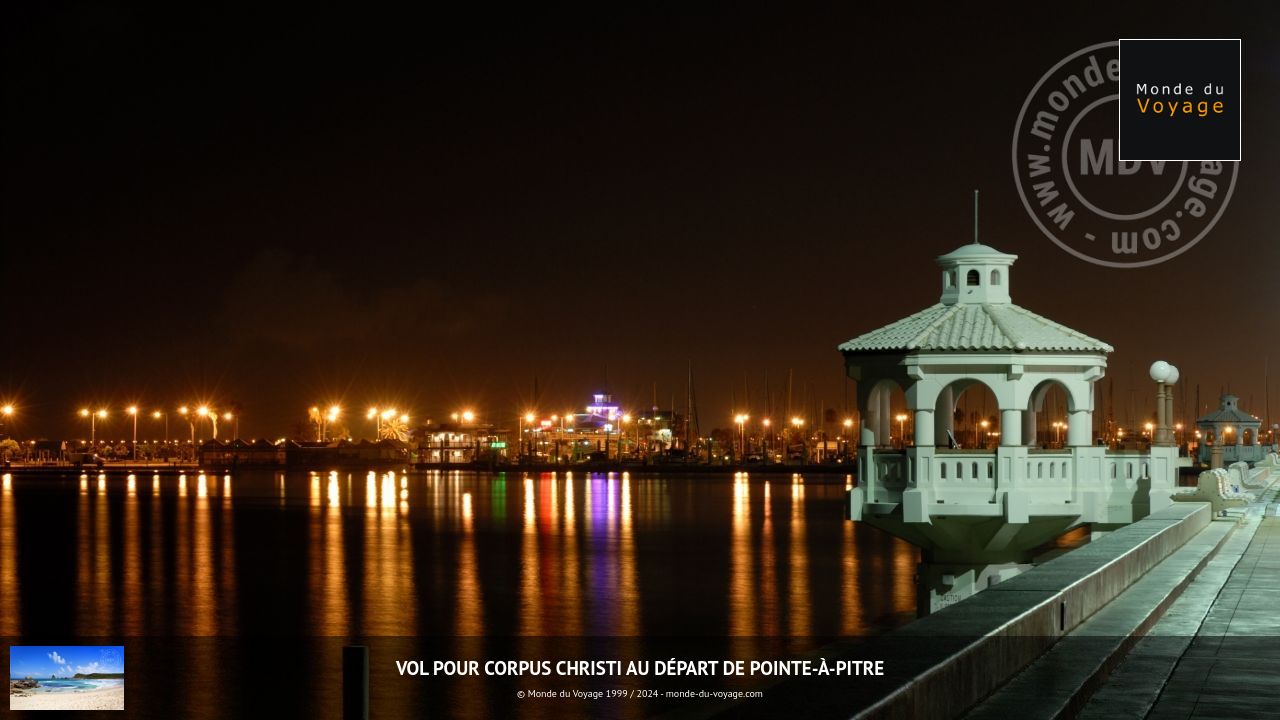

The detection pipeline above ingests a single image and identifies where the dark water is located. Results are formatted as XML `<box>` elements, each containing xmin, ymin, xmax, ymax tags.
<box><xmin>1</xmin><ymin>470</ymin><xmax>917</xmax><ymax>718</ymax></box>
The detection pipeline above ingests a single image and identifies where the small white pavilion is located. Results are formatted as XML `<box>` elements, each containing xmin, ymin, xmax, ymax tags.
<box><xmin>843</xmin><ymin>241</ymin><xmax>1178</xmax><ymax>613</ymax></box>
<box><xmin>1195</xmin><ymin>394</ymin><xmax>1266</xmax><ymax>466</ymax></box>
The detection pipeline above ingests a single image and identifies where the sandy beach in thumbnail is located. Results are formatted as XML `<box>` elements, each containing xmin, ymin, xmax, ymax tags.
<box><xmin>10</xmin><ymin>683</ymin><xmax>125</xmax><ymax>710</ymax></box>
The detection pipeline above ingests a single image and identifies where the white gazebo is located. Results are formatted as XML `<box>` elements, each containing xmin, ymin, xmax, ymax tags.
<box><xmin>1196</xmin><ymin>394</ymin><xmax>1267</xmax><ymax>467</ymax></box>
<box><xmin>843</xmin><ymin>241</ymin><xmax>1178</xmax><ymax>613</ymax></box>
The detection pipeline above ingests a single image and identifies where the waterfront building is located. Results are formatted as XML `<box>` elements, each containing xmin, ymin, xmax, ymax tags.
<box><xmin>198</xmin><ymin>439</ymin><xmax>286</xmax><ymax>465</ymax></box>
<box><xmin>415</xmin><ymin>423</ymin><xmax>506</xmax><ymax>463</ymax></box>
<box><xmin>842</xmin><ymin>241</ymin><xmax>1180</xmax><ymax>613</ymax></box>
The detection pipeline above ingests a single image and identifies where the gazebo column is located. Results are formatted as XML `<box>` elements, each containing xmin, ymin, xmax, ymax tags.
<box><xmin>1000</xmin><ymin>409</ymin><xmax>1022</xmax><ymax>446</ymax></box>
<box><xmin>914</xmin><ymin>409</ymin><xmax>935</xmax><ymax>447</ymax></box>
<box><xmin>1022</xmin><ymin>409</ymin><xmax>1037</xmax><ymax>447</ymax></box>
<box><xmin>879</xmin><ymin>390</ymin><xmax>892</xmax><ymax>447</ymax></box>
<box><xmin>934</xmin><ymin>386</ymin><xmax>953</xmax><ymax>447</ymax></box>
<box><xmin>1067</xmin><ymin>409</ymin><xmax>1092</xmax><ymax>447</ymax></box>
<box><xmin>860</xmin><ymin>387</ymin><xmax>881</xmax><ymax>448</ymax></box>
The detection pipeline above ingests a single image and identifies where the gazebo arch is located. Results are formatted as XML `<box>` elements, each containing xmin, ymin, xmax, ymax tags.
<box><xmin>861</xmin><ymin>377</ymin><xmax>908</xmax><ymax>448</ymax></box>
<box><xmin>931</xmin><ymin>378</ymin><xmax>1002</xmax><ymax>449</ymax></box>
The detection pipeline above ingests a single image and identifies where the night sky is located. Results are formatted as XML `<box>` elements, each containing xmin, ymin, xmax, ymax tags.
<box><xmin>3</xmin><ymin>4</ymin><xmax>1278</xmax><ymax>440</ymax></box>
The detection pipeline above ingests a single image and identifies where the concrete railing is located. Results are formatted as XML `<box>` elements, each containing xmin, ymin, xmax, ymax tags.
<box><xmin>851</xmin><ymin>501</ymin><xmax>1211</xmax><ymax>720</ymax></box>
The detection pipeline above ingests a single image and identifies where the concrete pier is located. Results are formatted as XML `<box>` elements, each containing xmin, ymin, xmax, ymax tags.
<box><xmin>701</xmin><ymin>462</ymin><xmax>1280</xmax><ymax>720</ymax></box>
<box><xmin>1078</xmin><ymin>484</ymin><xmax>1280</xmax><ymax>719</ymax></box>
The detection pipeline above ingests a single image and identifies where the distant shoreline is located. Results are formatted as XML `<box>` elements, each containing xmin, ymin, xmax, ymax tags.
<box><xmin>1</xmin><ymin>461</ymin><xmax>858</xmax><ymax>477</ymax></box>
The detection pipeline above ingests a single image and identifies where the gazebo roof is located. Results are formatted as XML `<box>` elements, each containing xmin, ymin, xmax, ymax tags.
<box><xmin>936</xmin><ymin>243</ymin><xmax>1018</xmax><ymax>263</ymax></box>
<box><xmin>1196</xmin><ymin>407</ymin><xmax>1258</xmax><ymax>424</ymax></box>
<box><xmin>1196</xmin><ymin>395</ymin><xmax>1259</xmax><ymax>425</ymax></box>
<box><xmin>839</xmin><ymin>302</ymin><xmax>1113</xmax><ymax>354</ymax></box>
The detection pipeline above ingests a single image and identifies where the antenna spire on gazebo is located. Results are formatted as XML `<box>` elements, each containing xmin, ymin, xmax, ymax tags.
<box><xmin>973</xmin><ymin>189</ymin><xmax>979</xmax><ymax>245</ymax></box>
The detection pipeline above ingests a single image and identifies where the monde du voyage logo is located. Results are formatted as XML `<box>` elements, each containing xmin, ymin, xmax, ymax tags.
<box><xmin>1012</xmin><ymin>41</ymin><xmax>1238</xmax><ymax>268</ymax></box>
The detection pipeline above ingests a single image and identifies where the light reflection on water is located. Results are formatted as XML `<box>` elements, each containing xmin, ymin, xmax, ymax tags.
<box><xmin>5</xmin><ymin>469</ymin><xmax>919</xmax><ymax>641</ymax></box>
<box><xmin>0</xmin><ymin>473</ymin><xmax>18</xmax><ymax>636</ymax></box>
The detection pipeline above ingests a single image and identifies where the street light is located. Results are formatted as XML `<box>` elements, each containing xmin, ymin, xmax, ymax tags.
<box><xmin>127</xmin><ymin>406</ymin><xmax>138</xmax><ymax>461</ymax></box>
<box><xmin>179</xmin><ymin>406</ymin><xmax>195</xmax><ymax>446</ymax></box>
<box><xmin>734</xmin><ymin>413</ymin><xmax>748</xmax><ymax>460</ymax></box>
<box><xmin>325</xmin><ymin>405</ymin><xmax>341</xmax><ymax>441</ymax></box>
<box><xmin>309</xmin><ymin>406</ymin><xmax>322</xmax><ymax>441</ymax></box>
<box><xmin>152</xmin><ymin>410</ymin><xmax>169</xmax><ymax>443</ymax></box>
<box><xmin>223</xmin><ymin>411</ymin><xmax>236</xmax><ymax>440</ymax></box>
<box><xmin>979</xmin><ymin>419</ymin><xmax>990</xmax><ymax>448</ymax></box>
<box><xmin>895</xmin><ymin>413</ymin><xmax>908</xmax><ymax>448</ymax></box>
<box><xmin>197</xmin><ymin>406</ymin><xmax>218</xmax><ymax>440</ymax></box>
<box><xmin>519</xmin><ymin>412</ymin><xmax>535</xmax><ymax>461</ymax></box>
<box><xmin>619</xmin><ymin>412</ymin><xmax>632</xmax><ymax>461</ymax></box>
<box><xmin>461</xmin><ymin>410</ymin><xmax>475</xmax><ymax>424</ymax></box>
<box><xmin>80</xmin><ymin>408</ymin><xmax>107</xmax><ymax>444</ymax></box>
<box><xmin>367</xmin><ymin>407</ymin><xmax>398</xmax><ymax>439</ymax></box>
<box><xmin>790</xmin><ymin>416</ymin><xmax>806</xmax><ymax>462</ymax></box>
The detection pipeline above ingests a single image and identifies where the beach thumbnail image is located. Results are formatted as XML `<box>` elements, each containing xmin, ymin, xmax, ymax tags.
<box><xmin>9</xmin><ymin>645</ymin><xmax>125</xmax><ymax>711</ymax></box>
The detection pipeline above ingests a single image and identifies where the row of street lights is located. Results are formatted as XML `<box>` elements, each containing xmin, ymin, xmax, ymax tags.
<box><xmin>732</xmin><ymin>414</ymin><xmax>814</xmax><ymax>458</ymax></box>
<box><xmin>77</xmin><ymin>405</ymin><xmax>235</xmax><ymax>454</ymax></box>
<box><xmin>307</xmin><ymin>404</ymin><xmax>436</xmax><ymax>442</ymax></box>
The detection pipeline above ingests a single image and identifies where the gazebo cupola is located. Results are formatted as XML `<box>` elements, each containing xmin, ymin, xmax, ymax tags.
<box><xmin>938</xmin><ymin>243</ymin><xmax>1017</xmax><ymax>305</ymax></box>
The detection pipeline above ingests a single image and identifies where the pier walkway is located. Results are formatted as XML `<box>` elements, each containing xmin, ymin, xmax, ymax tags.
<box><xmin>1078</xmin><ymin>485</ymin><xmax>1280</xmax><ymax>719</ymax></box>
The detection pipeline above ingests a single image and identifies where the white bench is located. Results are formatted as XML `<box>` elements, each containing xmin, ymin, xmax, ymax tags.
<box><xmin>1172</xmin><ymin>468</ymin><xmax>1254</xmax><ymax>515</ymax></box>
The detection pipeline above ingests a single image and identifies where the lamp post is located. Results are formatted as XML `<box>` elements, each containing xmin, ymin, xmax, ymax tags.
<box><xmin>895</xmin><ymin>413</ymin><xmax>908</xmax><ymax>449</ymax></box>
<box><xmin>80</xmin><ymin>408</ymin><xmax>107</xmax><ymax>445</ymax></box>
<box><xmin>790</xmin><ymin>416</ymin><xmax>805</xmax><ymax>463</ymax></box>
<box><xmin>979</xmin><ymin>419</ymin><xmax>990</xmax><ymax>448</ymax></box>
<box><xmin>1148</xmin><ymin>361</ymin><xmax>1180</xmax><ymax>446</ymax></box>
<box><xmin>1</xmin><ymin>405</ymin><xmax>12</xmax><ymax>439</ymax></box>
<box><xmin>620</xmin><ymin>413</ymin><xmax>631</xmax><ymax>462</ymax></box>
<box><xmin>152</xmin><ymin>410</ymin><xmax>169</xmax><ymax>443</ymax></box>
<box><xmin>367</xmin><ymin>407</ymin><xmax>397</xmax><ymax>440</ymax></box>
<box><xmin>552</xmin><ymin>413</ymin><xmax>568</xmax><ymax>464</ymax></box>
<box><xmin>842</xmin><ymin>418</ymin><xmax>853</xmax><ymax>459</ymax></box>
<box><xmin>179</xmin><ymin>406</ymin><xmax>196</xmax><ymax>446</ymax></box>
<box><xmin>197</xmin><ymin>406</ymin><xmax>217</xmax><ymax>440</ymax></box>
<box><xmin>326</xmin><ymin>406</ymin><xmax>341</xmax><ymax>441</ymax></box>
<box><xmin>223</xmin><ymin>412</ymin><xmax>236</xmax><ymax>441</ymax></box>
<box><xmin>762</xmin><ymin>418</ymin><xmax>772</xmax><ymax>462</ymax></box>
<box><xmin>127</xmin><ymin>406</ymin><xmax>138</xmax><ymax>461</ymax></box>
<box><xmin>733</xmin><ymin>414</ymin><xmax>748</xmax><ymax>461</ymax></box>
<box><xmin>521</xmin><ymin>412</ymin><xmax>535</xmax><ymax>462</ymax></box>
